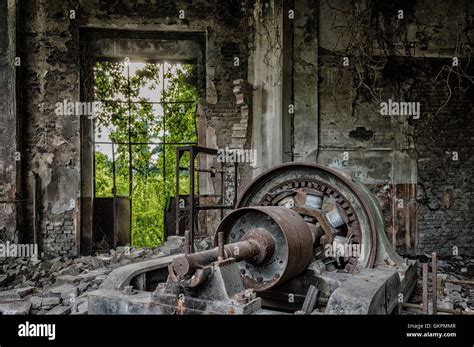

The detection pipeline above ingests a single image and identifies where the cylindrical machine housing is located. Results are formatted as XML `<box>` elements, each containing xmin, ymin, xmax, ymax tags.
<box><xmin>215</xmin><ymin>206</ymin><xmax>314</xmax><ymax>291</ymax></box>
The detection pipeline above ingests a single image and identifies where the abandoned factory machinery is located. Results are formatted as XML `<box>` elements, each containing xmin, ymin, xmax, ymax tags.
<box><xmin>89</xmin><ymin>163</ymin><xmax>417</xmax><ymax>315</ymax></box>
<box><xmin>172</xmin><ymin>206</ymin><xmax>314</xmax><ymax>292</ymax></box>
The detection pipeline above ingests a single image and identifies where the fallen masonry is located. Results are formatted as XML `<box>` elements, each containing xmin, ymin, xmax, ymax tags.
<box><xmin>0</xmin><ymin>301</ymin><xmax>32</xmax><ymax>315</ymax></box>
<box><xmin>408</xmin><ymin>256</ymin><xmax>474</xmax><ymax>312</ymax></box>
<box><xmin>0</xmin><ymin>236</ymin><xmax>471</xmax><ymax>315</ymax></box>
<box><xmin>0</xmin><ymin>236</ymin><xmax>195</xmax><ymax>315</ymax></box>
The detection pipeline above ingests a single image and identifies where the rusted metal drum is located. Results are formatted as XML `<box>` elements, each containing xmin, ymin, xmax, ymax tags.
<box><xmin>215</xmin><ymin>206</ymin><xmax>314</xmax><ymax>291</ymax></box>
<box><xmin>235</xmin><ymin>163</ymin><xmax>384</xmax><ymax>270</ymax></box>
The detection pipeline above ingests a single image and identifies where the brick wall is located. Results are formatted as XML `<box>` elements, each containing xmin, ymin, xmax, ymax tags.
<box><xmin>17</xmin><ymin>0</ymin><xmax>252</xmax><ymax>256</ymax></box>
<box><xmin>6</xmin><ymin>0</ymin><xmax>473</xmax><ymax>258</ymax></box>
<box><xmin>317</xmin><ymin>54</ymin><xmax>474</xmax><ymax>257</ymax></box>
<box><xmin>317</xmin><ymin>0</ymin><xmax>474</xmax><ymax>257</ymax></box>
<box><xmin>0</xmin><ymin>0</ymin><xmax>17</xmax><ymax>243</ymax></box>
<box><xmin>411</xmin><ymin>60</ymin><xmax>474</xmax><ymax>256</ymax></box>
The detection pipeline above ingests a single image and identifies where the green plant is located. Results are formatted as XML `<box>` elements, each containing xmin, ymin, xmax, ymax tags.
<box><xmin>93</xmin><ymin>61</ymin><xmax>198</xmax><ymax>247</ymax></box>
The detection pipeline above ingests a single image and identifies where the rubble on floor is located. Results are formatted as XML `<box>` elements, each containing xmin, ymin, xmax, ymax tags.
<box><xmin>411</xmin><ymin>255</ymin><xmax>473</xmax><ymax>313</ymax></box>
<box><xmin>0</xmin><ymin>235</ymin><xmax>210</xmax><ymax>315</ymax></box>
<box><xmin>436</xmin><ymin>255</ymin><xmax>474</xmax><ymax>312</ymax></box>
<box><xmin>2</xmin><ymin>239</ymin><xmax>470</xmax><ymax>315</ymax></box>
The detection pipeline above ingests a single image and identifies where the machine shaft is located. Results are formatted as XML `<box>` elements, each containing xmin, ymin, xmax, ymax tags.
<box><xmin>172</xmin><ymin>228</ymin><xmax>275</xmax><ymax>277</ymax></box>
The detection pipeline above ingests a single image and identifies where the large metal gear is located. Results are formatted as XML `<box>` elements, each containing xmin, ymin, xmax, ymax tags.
<box><xmin>235</xmin><ymin>163</ymin><xmax>386</xmax><ymax>272</ymax></box>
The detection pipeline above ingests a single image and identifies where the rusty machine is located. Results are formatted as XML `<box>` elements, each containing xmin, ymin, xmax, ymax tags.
<box><xmin>89</xmin><ymin>163</ymin><xmax>416</xmax><ymax>314</ymax></box>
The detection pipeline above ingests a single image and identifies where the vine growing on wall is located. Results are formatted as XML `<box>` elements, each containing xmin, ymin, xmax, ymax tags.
<box><xmin>431</xmin><ymin>29</ymin><xmax>474</xmax><ymax>115</ymax></box>
<box><xmin>325</xmin><ymin>0</ymin><xmax>474</xmax><ymax>217</ymax></box>
<box><xmin>253</xmin><ymin>0</ymin><xmax>283</xmax><ymax>69</ymax></box>
<box><xmin>325</xmin><ymin>0</ymin><xmax>413</xmax><ymax>106</ymax></box>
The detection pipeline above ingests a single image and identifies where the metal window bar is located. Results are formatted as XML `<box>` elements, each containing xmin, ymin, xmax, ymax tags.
<box><xmin>175</xmin><ymin>145</ymin><xmax>238</xmax><ymax>254</ymax></box>
<box><xmin>92</xmin><ymin>61</ymin><xmax>198</xmax><ymax>245</ymax></box>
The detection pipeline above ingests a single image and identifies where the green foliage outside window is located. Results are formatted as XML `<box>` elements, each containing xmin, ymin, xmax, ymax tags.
<box><xmin>93</xmin><ymin>61</ymin><xmax>198</xmax><ymax>247</ymax></box>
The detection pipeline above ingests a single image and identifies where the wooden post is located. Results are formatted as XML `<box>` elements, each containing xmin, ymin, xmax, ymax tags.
<box><xmin>422</xmin><ymin>263</ymin><xmax>429</xmax><ymax>314</ymax></box>
<box><xmin>432</xmin><ymin>252</ymin><xmax>437</xmax><ymax>315</ymax></box>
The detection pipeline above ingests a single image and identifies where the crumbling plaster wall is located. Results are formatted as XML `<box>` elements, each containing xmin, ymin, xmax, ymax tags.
<box><xmin>246</xmin><ymin>0</ymin><xmax>473</xmax><ymax>257</ymax></box>
<box><xmin>0</xmin><ymin>0</ymin><xmax>18</xmax><ymax>243</ymax></box>
<box><xmin>249</xmin><ymin>0</ymin><xmax>284</xmax><ymax>174</ymax></box>
<box><xmin>317</xmin><ymin>0</ymin><xmax>474</xmax><ymax>256</ymax></box>
<box><xmin>250</xmin><ymin>0</ymin><xmax>319</xmax><ymax>173</ymax></box>
<box><xmin>19</xmin><ymin>0</ymin><xmax>253</xmax><ymax>256</ymax></box>
<box><xmin>4</xmin><ymin>0</ymin><xmax>473</xmax><ymax>259</ymax></box>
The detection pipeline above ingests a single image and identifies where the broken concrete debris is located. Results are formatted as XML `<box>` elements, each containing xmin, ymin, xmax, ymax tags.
<box><xmin>409</xmin><ymin>256</ymin><xmax>473</xmax><ymax>313</ymax></box>
<box><xmin>0</xmin><ymin>300</ymin><xmax>32</xmax><ymax>315</ymax></box>
<box><xmin>1</xmin><ymin>238</ymin><xmax>471</xmax><ymax>315</ymax></box>
<box><xmin>0</xmin><ymin>236</ymin><xmax>195</xmax><ymax>315</ymax></box>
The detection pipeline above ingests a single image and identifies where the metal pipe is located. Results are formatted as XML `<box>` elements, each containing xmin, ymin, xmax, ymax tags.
<box><xmin>189</xmin><ymin>147</ymin><xmax>195</xmax><ymax>253</ymax></box>
<box><xmin>175</xmin><ymin>148</ymin><xmax>181</xmax><ymax>236</ymax></box>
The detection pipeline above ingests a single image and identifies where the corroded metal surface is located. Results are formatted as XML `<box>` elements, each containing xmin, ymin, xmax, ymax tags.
<box><xmin>172</xmin><ymin>206</ymin><xmax>314</xmax><ymax>291</ymax></box>
<box><xmin>90</xmin><ymin>163</ymin><xmax>418</xmax><ymax>315</ymax></box>
<box><xmin>235</xmin><ymin>163</ymin><xmax>384</xmax><ymax>270</ymax></box>
<box><xmin>214</xmin><ymin>206</ymin><xmax>314</xmax><ymax>291</ymax></box>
